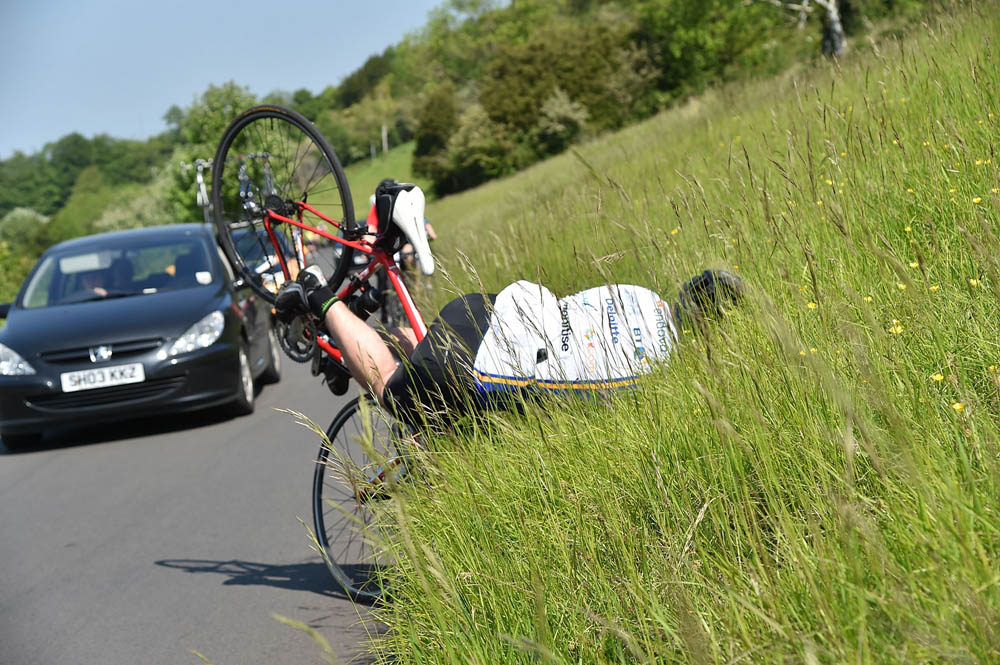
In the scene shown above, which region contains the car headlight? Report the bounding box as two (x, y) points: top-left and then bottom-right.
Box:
(167, 311), (225, 357)
(0, 342), (36, 376)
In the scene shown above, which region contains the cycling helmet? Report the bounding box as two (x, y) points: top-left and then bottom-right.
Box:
(675, 269), (744, 326)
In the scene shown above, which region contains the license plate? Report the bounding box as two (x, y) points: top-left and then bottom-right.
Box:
(60, 363), (146, 393)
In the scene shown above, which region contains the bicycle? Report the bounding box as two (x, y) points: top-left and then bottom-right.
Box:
(211, 105), (431, 601)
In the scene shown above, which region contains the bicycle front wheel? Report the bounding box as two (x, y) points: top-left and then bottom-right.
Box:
(212, 105), (357, 303)
(313, 396), (412, 601)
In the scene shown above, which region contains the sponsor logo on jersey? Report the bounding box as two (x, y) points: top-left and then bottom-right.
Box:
(583, 328), (597, 371)
(632, 326), (648, 364)
(559, 302), (571, 352)
(654, 301), (670, 354)
(605, 298), (620, 344)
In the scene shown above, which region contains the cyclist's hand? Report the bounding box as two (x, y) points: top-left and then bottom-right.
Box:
(297, 265), (339, 318)
(275, 281), (310, 324)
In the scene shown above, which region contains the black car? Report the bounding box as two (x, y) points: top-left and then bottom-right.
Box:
(0, 223), (281, 447)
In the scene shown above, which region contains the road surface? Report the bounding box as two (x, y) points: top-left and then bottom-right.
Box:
(0, 361), (381, 665)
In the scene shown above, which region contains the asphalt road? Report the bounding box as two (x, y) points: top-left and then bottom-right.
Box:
(0, 360), (380, 665)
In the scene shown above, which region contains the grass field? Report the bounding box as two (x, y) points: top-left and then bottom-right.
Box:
(350, 5), (1000, 663)
(344, 141), (432, 221)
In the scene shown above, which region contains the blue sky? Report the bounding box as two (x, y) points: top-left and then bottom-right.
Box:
(0, 0), (444, 159)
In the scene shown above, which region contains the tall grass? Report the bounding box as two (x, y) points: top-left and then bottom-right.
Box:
(362, 5), (1000, 662)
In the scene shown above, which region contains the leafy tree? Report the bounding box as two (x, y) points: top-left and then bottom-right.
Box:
(46, 133), (94, 208)
(338, 48), (395, 108)
(0, 240), (34, 303)
(433, 104), (513, 194)
(480, 16), (648, 134)
(635, 0), (792, 99)
(532, 87), (590, 154)
(413, 82), (458, 179)
(179, 82), (257, 147)
(43, 166), (114, 246)
(0, 152), (59, 216)
(163, 105), (185, 141)
(0, 207), (50, 258)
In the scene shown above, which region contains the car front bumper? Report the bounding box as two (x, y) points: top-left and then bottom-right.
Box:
(0, 342), (241, 436)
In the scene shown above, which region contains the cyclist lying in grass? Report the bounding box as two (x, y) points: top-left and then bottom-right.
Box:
(277, 236), (743, 431)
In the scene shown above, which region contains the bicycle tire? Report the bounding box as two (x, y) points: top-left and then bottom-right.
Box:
(312, 396), (412, 601)
(212, 105), (357, 304)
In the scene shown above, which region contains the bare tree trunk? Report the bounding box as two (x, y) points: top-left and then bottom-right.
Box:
(753, 0), (846, 58)
(816, 0), (846, 57)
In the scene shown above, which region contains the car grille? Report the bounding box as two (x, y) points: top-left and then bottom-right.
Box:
(39, 338), (165, 364)
(26, 377), (186, 412)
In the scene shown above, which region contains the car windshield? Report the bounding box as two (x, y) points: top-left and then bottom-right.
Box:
(231, 228), (293, 275)
(21, 236), (216, 309)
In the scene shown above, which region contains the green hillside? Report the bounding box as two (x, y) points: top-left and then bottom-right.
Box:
(344, 141), (431, 220)
(362, 4), (1000, 663)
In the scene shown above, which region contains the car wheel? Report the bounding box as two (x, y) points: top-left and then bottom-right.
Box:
(1, 431), (42, 449)
(226, 343), (256, 417)
(259, 325), (282, 385)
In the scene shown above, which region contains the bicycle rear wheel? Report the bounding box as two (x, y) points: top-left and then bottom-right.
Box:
(212, 105), (357, 304)
(313, 396), (412, 601)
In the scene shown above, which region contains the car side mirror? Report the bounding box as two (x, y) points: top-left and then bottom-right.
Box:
(0, 302), (10, 319)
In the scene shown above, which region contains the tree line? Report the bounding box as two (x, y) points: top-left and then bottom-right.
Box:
(0, 0), (936, 301)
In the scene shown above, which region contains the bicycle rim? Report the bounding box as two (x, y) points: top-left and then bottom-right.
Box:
(212, 105), (356, 304)
(312, 397), (410, 601)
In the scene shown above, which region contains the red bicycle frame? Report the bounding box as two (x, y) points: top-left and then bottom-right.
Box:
(260, 202), (428, 368)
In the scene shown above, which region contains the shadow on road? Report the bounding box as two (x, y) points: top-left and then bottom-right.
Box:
(0, 407), (237, 455)
(156, 558), (386, 663)
(154, 557), (365, 602)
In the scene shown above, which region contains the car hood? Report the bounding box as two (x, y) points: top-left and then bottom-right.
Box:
(0, 287), (229, 356)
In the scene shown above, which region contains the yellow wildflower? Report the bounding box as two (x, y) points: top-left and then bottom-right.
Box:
(930, 284), (940, 292)
(949, 188), (957, 193)
(799, 350), (807, 357)
(969, 278), (980, 286)
(889, 320), (903, 334)
(670, 227), (679, 235)
(810, 347), (818, 354)
(897, 283), (907, 290)
(905, 226), (912, 232)
(932, 373), (944, 382)
(973, 197), (982, 203)
(807, 302), (817, 310)
(952, 402), (965, 412)
(864, 296), (873, 302)
(909, 261), (919, 268)
(826, 179), (833, 185)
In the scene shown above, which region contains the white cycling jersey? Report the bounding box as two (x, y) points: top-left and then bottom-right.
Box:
(473, 280), (678, 396)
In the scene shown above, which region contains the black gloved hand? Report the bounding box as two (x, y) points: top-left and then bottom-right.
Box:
(274, 281), (309, 324)
(296, 266), (338, 318)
